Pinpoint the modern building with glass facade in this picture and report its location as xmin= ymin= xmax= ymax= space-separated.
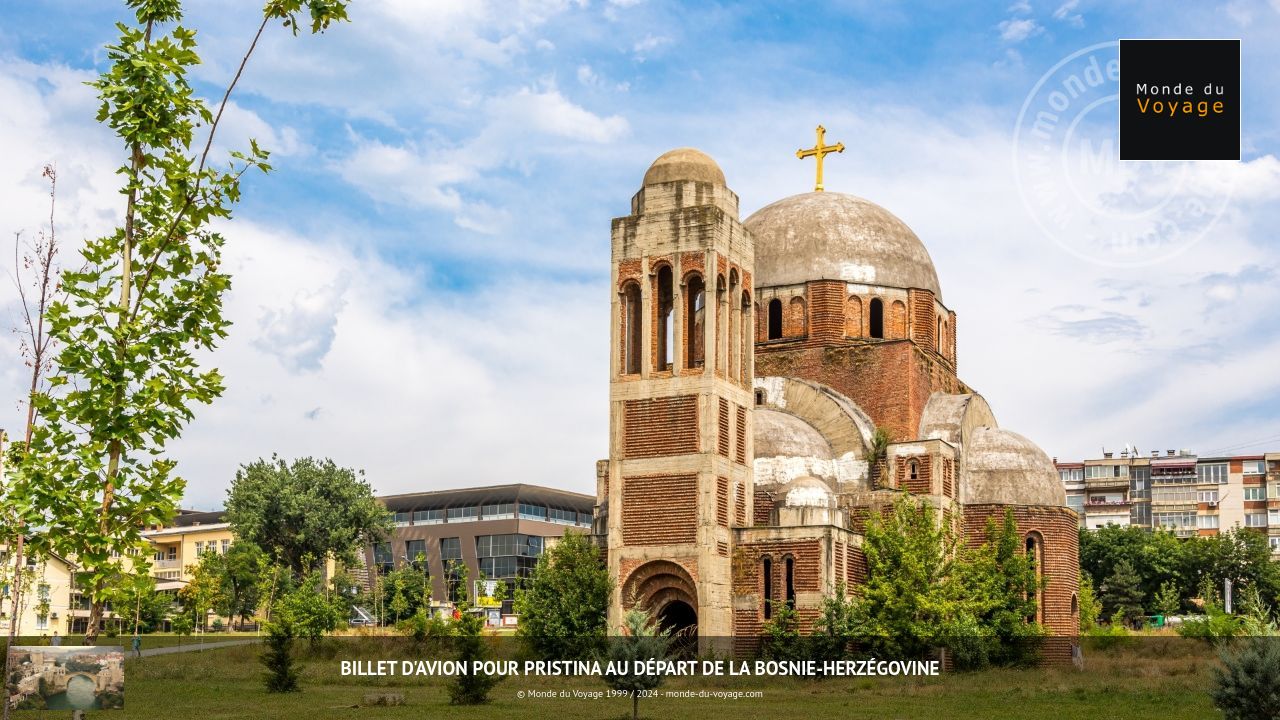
xmin=362 ymin=484 xmax=595 ymax=611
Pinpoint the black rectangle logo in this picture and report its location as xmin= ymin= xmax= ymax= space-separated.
xmin=1119 ymin=39 xmax=1240 ymax=161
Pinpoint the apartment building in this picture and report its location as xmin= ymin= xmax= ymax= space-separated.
xmin=1059 ymin=449 xmax=1280 ymax=553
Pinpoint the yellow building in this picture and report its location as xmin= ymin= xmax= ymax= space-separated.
xmin=0 ymin=544 xmax=76 ymax=638
xmin=142 ymin=510 xmax=236 ymax=589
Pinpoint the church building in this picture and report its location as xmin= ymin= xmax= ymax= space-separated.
xmin=594 ymin=137 xmax=1080 ymax=660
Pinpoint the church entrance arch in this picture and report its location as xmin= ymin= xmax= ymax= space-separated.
xmin=621 ymin=560 xmax=699 ymax=641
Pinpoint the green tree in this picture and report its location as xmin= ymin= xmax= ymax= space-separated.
xmin=261 ymin=616 xmax=300 ymax=693
xmin=956 ymin=509 xmax=1045 ymax=666
xmin=1211 ymin=640 xmax=1280 ymax=720
xmin=1152 ymin=580 xmax=1181 ymax=618
xmin=1099 ymin=558 xmax=1145 ymax=626
xmin=850 ymin=494 xmax=963 ymax=659
xmin=106 ymin=573 xmax=171 ymax=634
xmin=514 ymin=530 xmax=612 ymax=660
xmin=224 ymin=456 xmax=391 ymax=576
xmin=180 ymin=551 xmax=227 ymax=630
xmin=9 ymin=0 xmax=351 ymax=645
xmin=760 ymin=600 xmax=804 ymax=661
xmin=214 ymin=542 xmax=268 ymax=628
xmin=602 ymin=607 xmax=671 ymax=720
xmin=447 ymin=564 xmax=501 ymax=705
xmin=278 ymin=572 xmax=345 ymax=645
xmin=811 ymin=582 xmax=857 ymax=664
xmin=1077 ymin=574 xmax=1101 ymax=632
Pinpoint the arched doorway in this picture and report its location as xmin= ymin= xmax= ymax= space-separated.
xmin=621 ymin=560 xmax=699 ymax=652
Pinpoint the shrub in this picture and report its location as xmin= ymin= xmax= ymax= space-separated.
xmin=448 ymin=611 xmax=501 ymax=705
xmin=1211 ymin=639 xmax=1280 ymax=720
xmin=261 ymin=618 xmax=300 ymax=693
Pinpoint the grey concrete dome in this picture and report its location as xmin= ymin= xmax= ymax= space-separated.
xmin=745 ymin=192 xmax=941 ymax=296
xmin=643 ymin=148 xmax=725 ymax=187
xmin=778 ymin=475 xmax=834 ymax=508
xmin=754 ymin=409 xmax=834 ymax=460
xmin=962 ymin=426 xmax=1067 ymax=507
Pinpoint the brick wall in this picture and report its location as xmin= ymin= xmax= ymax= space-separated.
xmin=732 ymin=538 xmax=822 ymax=637
xmin=807 ymin=280 xmax=845 ymax=342
xmin=623 ymin=395 xmax=698 ymax=458
xmin=621 ymin=474 xmax=698 ymax=545
xmin=962 ymin=504 xmax=1080 ymax=657
xmin=756 ymin=342 xmax=966 ymax=445
xmin=897 ymin=455 xmax=933 ymax=495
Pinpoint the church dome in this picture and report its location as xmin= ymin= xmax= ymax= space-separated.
xmin=778 ymin=475 xmax=835 ymax=508
xmin=643 ymin=147 xmax=725 ymax=187
xmin=754 ymin=409 xmax=834 ymax=460
xmin=962 ymin=427 xmax=1067 ymax=507
xmin=745 ymin=191 xmax=941 ymax=296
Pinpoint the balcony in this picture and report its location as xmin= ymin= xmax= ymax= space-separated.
xmin=154 ymin=558 xmax=182 ymax=570
xmin=1085 ymin=477 xmax=1130 ymax=489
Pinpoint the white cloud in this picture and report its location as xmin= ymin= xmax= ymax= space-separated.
xmin=1052 ymin=0 xmax=1085 ymax=26
xmin=335 ymin=85 xmax=627 ymax=221
xmin=998 ymin=17 xmax=1043 ymax=42
xmin=632 ymin=34 xmax=671 ymax=59
xmin=253 ymin=277 xmax=349 ymax=372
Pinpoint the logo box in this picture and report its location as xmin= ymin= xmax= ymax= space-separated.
xmin=1119 ymin=39 xmax=1240 ymax=161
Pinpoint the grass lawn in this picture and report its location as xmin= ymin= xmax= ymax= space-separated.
xmin=7 ymin=637 xmax=1221 ymax=720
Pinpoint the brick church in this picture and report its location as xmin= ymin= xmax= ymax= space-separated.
xmin=592 ymin=143 xmax=1080 ymax=657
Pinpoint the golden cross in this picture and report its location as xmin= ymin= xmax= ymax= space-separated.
xmin=796 ymin=125 xmax=844 ymax=192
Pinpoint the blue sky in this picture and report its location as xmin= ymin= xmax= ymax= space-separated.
xmin=2 ymin=0 xmax=1279 ymax=508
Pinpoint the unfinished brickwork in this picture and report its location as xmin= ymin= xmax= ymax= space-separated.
xmin=605 ymin=149 xmax=754 ymax=640
xmin=599 ymin=150 xmax=1078 ymax=666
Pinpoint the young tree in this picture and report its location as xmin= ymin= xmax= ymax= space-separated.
xmin=447 ymin=564 xmax=501 ymax=705
xmin=261 ymin=616 xmax=300 ymax=693
xmin=851 ymin=494 xmax=963 ymax=658
xmin=956 ymin=509 xmax=1045 ymax=666
xmin=1099 ymin=558 xmax=1146 ymax=626
xmin=1078 ymin=574 xmax=1101 ymax=632
xmin=224 ymin=456 xmax=391 ymax=577
xmin=1152 ymin=580 xmax=1181 ymax=619
xmin=811 ymin=582 xmax=858 ymax=664
xmin=278 ymin=572 xmax=346 ymax=645
xmin=2 ymin=164 xmax=61 ymax=720
xmin=106 ymin=572 xmax=171 ymax=634
xmin=514 ymin=530 xmax=611 ymax=660
xmin=760 ymin=600 xmax=804 ymax=661
xmin=11 ymin=0 xmax=351 ymax=645
xmin=1212 ymin=640 xmax=1280 ymax=720
xmin=603 ymin=607 xmax=671 ymax=720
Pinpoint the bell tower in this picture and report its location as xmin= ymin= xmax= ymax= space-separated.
xmin=605 ymin=149 xmax=755 ymax=639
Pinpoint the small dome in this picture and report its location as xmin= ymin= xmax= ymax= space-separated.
xmin=754 ymin=409 xmax=834 ymax=460
xmin=779 ymin=475 xmax=834 ymax=508
xmin=643 ymin=148 xmax=725 ymax=187
xmin=962 ymin=427 xmax=1067 ymax=507
xmin=745 ymin=191 xmax=941 ymax=296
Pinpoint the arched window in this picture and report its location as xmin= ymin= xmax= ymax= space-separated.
xmin=686 ymin=274 xmax=705 ymax=368
xmin=869 ymin=298 xmax=884 ymax=339
xmin=889 ymin=300 xmax=907 ymax=338
xmin=909 ymin=460 xmax=919 ymax=481
xmin=767 ymin=298 xmax=783 ymax=340
xmin=1025 ymin=533 xmax=1044 ymax=623
xmin=937 ymin=316 xmax=943 ymax=352
xmin=655 ymin=265 xmax=673 ymax=371
xmin=762 ymin=556 xmax=773 ymax=619
xmin=621 ymin=282 xmax=642 ymax=375
xmin=727 ymin=271 xmax=738 ymax=379
xmin=784 ymin=556 xmax=796 ymax=609
xmin=740 ymin=290 xmax=752 ymax=385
